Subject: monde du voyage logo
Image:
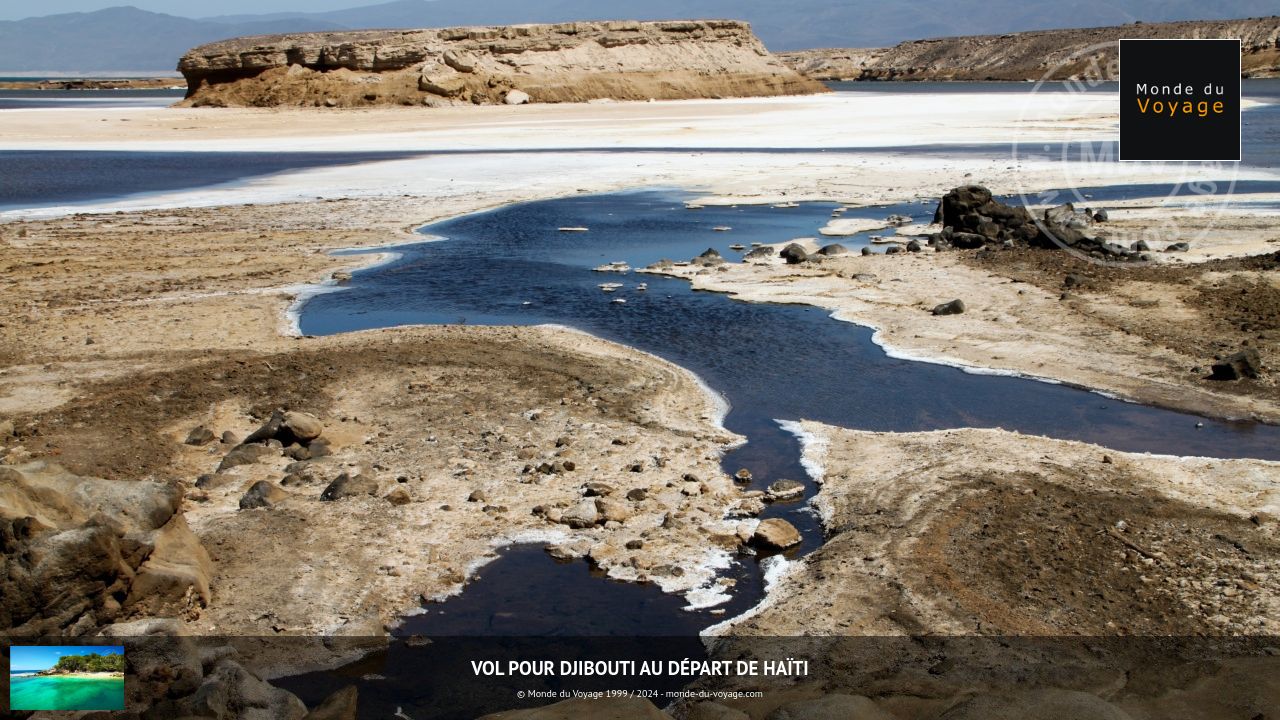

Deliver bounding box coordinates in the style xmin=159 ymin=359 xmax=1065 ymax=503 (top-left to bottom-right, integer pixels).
xmin=1120 ymin=38 xmax=1242 ymax=162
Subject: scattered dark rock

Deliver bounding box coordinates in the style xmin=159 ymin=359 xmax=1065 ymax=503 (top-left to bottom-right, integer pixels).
xmin=184 ymin=425 xmax=217 ymax=446
xmin=626 ymin=488 xmax=648 ymax=501
xmin=861 ymin=247 xmax=874 ymax=256
xmin=1131 ymin=240 xmax=1149 ymax=251
xmin=321 ymin=473 xmax=379 ymax=501
xmin=885 ymin=245 xmax=902 ymax=255
xmin=818 ymin=243 xmax=849 ymax=256
xmin=1166 ymin=242 xmax=1190 ymax=253
xmin=243 ymin=410 xmax=286 ymax=445
xmin=1210 ymin=348 xmax=1263 ymax=381
xmin=218 ymin=443 xmax=281 ymax=472
xmin=239 ymin=481 xmax=288 ymax=510
xmin=934 ymin=185 xmax=1137 ymax=259
xmin=583 ymin=482 xmax=616 ymax=497
xmin=693 ymin=248 xmax=726 ymax=266
xmin=932 ymin=299 xmax=967 ymax=316
xmin=780 ymin=243 xmax=809 ymax=264
xmin=744 ymin=246 xmax=774 ymax=261
xmin=766 ymin=479 xmax=805 ymax=501
xmin=220 ymin=430 xmax=239 ymax=445
xmin=906 ymin=239 xmax=923 ymax=252
xmin=949 ymin=231 xmax=988 ymax=249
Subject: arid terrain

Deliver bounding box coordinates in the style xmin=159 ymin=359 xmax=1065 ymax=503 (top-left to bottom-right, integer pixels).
xmin=781 ymin=15 xmax=1280 ymax=81
xmin=2 ymin=76 xmax=1278 ymax=718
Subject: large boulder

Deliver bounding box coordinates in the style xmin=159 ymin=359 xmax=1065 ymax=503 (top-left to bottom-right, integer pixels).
xmin=560 ymin=499 xmax=601 ymax=529
xmin=282 ymin=412 xmax=324 ymax=442
xmin=780 ymin=244 xmax=810 ymax=264
xmin=1210 ymin=348 xmax=1263 ymax=380
xmin=752 ymin=518 xmax=802 ymax=550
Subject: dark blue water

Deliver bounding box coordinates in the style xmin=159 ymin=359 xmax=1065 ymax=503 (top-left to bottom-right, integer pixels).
xmin=0 ymin=88 xmax=184 ymax=110
xmin=296 ymin=190 xmax=1280 ymax=639
xmin=302 ymin=189 xmax=1279 ymax=461
xmin=0 ymin=150 xmax=421 ymax=212
xmin=285 ymin=187 xmax=1280 ymax=716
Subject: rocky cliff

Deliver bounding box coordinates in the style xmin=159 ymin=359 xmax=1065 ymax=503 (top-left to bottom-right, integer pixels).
xmin=177 ymin=20 xmax=824 ymax=108
xmin=781 ymin=16 xmax=1280 ymax=81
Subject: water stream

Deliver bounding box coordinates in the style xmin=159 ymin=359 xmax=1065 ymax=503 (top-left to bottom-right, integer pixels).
xmin=279 ymin=188 xmax=1280 ymax=716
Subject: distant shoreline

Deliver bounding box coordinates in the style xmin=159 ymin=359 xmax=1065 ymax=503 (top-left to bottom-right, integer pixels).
xmin=27 ymin=670 xmax=125 ymax=679
xmin=0 ymin=78 xmax=181 ymax=91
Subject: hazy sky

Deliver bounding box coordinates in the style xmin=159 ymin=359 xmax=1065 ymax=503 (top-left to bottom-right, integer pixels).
xmin=0 ymin=1 xmax=380 ymax=21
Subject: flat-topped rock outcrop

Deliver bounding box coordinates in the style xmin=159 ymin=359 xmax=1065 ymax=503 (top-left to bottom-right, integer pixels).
xmin=781 ymin=16 xmax=1280 ymax=81
xmin=177 ymin=20 xmax=824 ymax=107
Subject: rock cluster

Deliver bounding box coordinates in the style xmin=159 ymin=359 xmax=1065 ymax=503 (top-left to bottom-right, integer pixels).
xmin=0 ymin=462 xmax=212 ymax=635
xmin=929 ymin=185 xmax=1140 ymax=260
xmin=177 ymin=20 xmax=823 ymax=108
xmin=99 ymin=619 xmax=356 ymax=720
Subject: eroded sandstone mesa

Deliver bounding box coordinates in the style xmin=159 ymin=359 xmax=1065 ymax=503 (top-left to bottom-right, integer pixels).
xmin=177 ymin=20 xmax=825 ymax=108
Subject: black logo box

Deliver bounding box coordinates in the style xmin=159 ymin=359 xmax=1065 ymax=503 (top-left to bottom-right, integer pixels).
xmin=1119 ymin=38 xmax=1241 ymax=162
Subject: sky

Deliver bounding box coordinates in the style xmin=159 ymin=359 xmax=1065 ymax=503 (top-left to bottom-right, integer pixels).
xmin=9 ymin=646 xmax=125 ymax=672
xmin=0 ymin=1 xmax=378 ymax=21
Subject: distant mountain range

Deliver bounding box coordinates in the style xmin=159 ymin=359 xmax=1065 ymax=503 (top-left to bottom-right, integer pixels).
xmin=3 ymin=0 xmax=1278 ymax=73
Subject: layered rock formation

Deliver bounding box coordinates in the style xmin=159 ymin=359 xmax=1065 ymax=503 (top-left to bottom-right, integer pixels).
xmin=177 ymin=20 xmax=824 ymax=108
xmin=781 ymin=16 xmax=1280 ymax=81
xmin=0 ymin=461 xmax=212 ymax=637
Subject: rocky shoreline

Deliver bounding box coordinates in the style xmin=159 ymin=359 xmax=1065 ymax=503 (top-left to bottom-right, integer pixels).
xmin=640 ymin=186 xmax=1280 ymax=424
xmin=780 ymin=15 xmax=1280 ymax=81
xmin=2 ymin=87 xmax=1277 ymax=718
